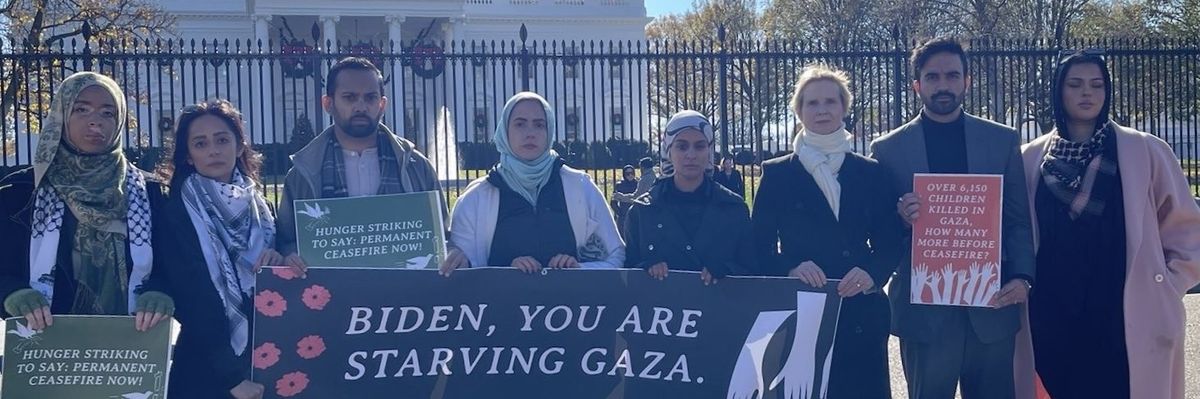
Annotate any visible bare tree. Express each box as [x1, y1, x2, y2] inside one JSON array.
[[1, 0, 175, 153], [646, 0, 790, 153]]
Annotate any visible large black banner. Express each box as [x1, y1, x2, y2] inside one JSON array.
[[252, 268, 841, 399]]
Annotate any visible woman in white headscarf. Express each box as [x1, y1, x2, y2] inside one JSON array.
[[0, 72, 172, 332], [440, 92, 624, 273], [751, 64, 903, 398]]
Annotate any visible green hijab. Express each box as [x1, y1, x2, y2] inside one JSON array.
[[33, 72, 131, 315]]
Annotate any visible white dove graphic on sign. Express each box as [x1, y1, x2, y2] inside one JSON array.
[[112, 391, 155, 399], [298, 203, 330, 219], [7, 321, 38, 339], [404, 254, 434, 269]]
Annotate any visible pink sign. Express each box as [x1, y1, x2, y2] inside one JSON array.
[[910, 174, 1003, 307]]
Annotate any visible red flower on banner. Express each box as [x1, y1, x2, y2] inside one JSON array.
[[252, 342, 281, 370], [275, 371, 310, 397], [255, 290, 287, 317], [272, 267, 299, 280], [301, 285, 332, 310], [296, 335, 326, 360]]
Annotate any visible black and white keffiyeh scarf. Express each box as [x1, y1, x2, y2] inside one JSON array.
[[29, 166, 153, 314], [1040, 122, 1119, 219], [181, 170, 275, 355]]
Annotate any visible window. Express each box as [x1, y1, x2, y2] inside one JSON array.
[[564, 108, 580, 140], [610, 108, 624, 138], [609, 61, 623, 80], [474, 107, 489, 141], [564, 46, 579, 79]]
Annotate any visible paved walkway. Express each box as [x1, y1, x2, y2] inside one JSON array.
[[885, 294, 1200, 398]]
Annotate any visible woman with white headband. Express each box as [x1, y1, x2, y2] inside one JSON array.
[[623, 110, 755, 284]]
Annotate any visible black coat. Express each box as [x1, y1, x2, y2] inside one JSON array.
[[751, 152, 904, 398], [623, 178, 755, 277], [0, 166, 166, 317], [152, 188, 253, 399], [713, 168, 745, 198]]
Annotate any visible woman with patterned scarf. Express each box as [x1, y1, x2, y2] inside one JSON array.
[[0, 72, 172, 332], [151, 99, 286, 399], [1014, 51, 1200, 399]]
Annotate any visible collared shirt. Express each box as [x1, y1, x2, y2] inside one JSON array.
[[342, 148, 381, 197]]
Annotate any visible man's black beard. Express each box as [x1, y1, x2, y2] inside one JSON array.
[[923, 92, 963, 116], [338, 116, 380, 138]]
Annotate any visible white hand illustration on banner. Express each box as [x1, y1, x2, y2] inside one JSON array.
[[962, 264, 982, 305], [929, 271, 945, 303], [938, 265, 956, 304], [973, 263, 999, 305], [911, 262, 1001, 306], [911, 264, 929, 303], [953, 271, 970, 303], [728, 291, 837, 399], [769, 291, 831, 399], [727, 310, 794, 399]]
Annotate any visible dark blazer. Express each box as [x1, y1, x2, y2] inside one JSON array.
[[0, 166, 166, 317], [623, 178, 755, 277], [870, 112, 1037, 344], [751, 151, 903, 398], [152, 188, 251, 399]]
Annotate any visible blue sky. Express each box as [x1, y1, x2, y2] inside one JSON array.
[[645, 0, 693, 17]]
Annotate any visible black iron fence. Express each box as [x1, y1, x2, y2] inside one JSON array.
[[2, 26, 1198, 205]]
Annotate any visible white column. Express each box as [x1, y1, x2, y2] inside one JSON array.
[[385, 15, 406, 136], [252, 14, 272, 49], [446, 17, 466, 144], [319, 15, 340, 51], [442, 17, 465, 43], [251, 14, 277, 144], [386, 15, 405, 46]]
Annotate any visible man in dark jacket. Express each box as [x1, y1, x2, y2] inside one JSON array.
[[276, 57, 447, 269]]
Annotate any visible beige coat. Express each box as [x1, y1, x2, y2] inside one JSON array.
[[1014, 125, 1200, 399]]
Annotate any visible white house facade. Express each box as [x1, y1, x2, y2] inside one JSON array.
[[120, 0, 650, 177]]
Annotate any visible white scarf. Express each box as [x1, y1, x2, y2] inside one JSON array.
[[793, 125, 853, 219], [181, 170, 275, 355], [28, 166, 153, 313]]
